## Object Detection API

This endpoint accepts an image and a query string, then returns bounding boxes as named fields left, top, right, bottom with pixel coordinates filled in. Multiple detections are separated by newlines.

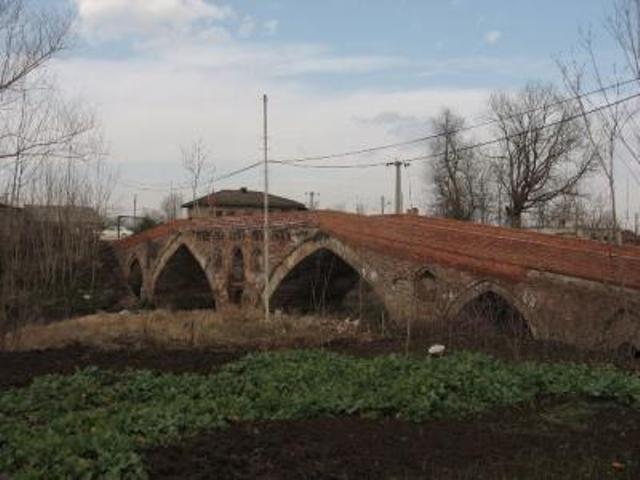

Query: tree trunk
left=507, top=209, right=522, bottom=229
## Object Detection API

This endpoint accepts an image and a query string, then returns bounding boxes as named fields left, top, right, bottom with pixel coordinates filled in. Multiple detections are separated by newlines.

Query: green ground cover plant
left=1, top=350, right=640, bottom=479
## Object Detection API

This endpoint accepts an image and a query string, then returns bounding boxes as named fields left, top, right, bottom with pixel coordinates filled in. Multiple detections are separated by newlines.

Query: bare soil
left=2, top=336, right=640, bottom=479
left=145, top=397, right=640, bottom=479
left=1, top=333, right=639, bottom=391
left=0, top=344, right=245, bottom=390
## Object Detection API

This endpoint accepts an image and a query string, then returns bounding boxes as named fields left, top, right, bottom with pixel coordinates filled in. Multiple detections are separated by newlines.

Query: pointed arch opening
left=415, top=268, right=437, bottom=301
left=270, top=248, right=388, bottom=324
left=602, top=309, right=640, bottom=355
left=227, top=247, right=245, bottom=305
left=128, top=259, right=143, bottom=298
left=154, top=245, right=216, bottom=310
left=454, top=290, right=531, bottom=339
left=251, top=248, right=263, bottom=272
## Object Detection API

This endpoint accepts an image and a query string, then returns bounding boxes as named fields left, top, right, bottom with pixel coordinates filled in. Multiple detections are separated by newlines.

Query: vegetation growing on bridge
left=1, top=350, right=640, bottom=478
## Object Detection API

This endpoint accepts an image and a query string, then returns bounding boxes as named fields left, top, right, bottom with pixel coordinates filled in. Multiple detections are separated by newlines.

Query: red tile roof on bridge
left=114, top=211, right=640, bottom=289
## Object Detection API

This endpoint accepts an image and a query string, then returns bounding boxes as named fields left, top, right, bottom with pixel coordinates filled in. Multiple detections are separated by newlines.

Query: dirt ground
left=1, top=333, right=639, bottom=391
left=2, top=336, right=640, bottom=479
left=0, top=345, right=246, bottom=390
left=145, top=397, right=640, bottom=479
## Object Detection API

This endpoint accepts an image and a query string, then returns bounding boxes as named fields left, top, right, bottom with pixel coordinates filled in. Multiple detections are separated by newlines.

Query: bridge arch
left=127, top=256, right=144, bottom=298
left=266, top=236, right=389, bottom=324
left=446, top=280, right=535, bottom=338
left=227, top=247, right=245, bottom=305
left=414, top=267, right=438, bottom=302
left=601, top=308, right=640, bottom=352
left=150, top=235, right=217, bottom=310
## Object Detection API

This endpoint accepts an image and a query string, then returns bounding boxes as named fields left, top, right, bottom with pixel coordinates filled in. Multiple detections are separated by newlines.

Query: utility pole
left=626, top=178, right=630, bottom=230
left=380, top=195, right=391, bottom=215
left=497, top=184, right=503, bottom=226
left=386, top=160, right=406, bottom=214
left=263, top=94, right=270, bottom=323
left=305, top=191, right=319, bottom=210
left=133, top=194, right=137, bottom=220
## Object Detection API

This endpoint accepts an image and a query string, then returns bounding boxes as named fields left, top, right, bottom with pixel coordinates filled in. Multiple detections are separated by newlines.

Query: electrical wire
left=120, top=162, right=219, bottom=191
left=213, top=160, right=263, bottom=182
left=274, top=76, right=640, bottom=165
left=274, top=90, right=640, bottom=170
left=117, top=78, right=640, bottom=193
left=120, top=161, right=261, bottom=193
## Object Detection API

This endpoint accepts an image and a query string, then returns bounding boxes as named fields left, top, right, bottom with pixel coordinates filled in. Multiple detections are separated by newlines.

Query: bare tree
left=0, top=1, right=123, bottom=346
left=488, top=83, right=594, bottom=228
left=160, top=191, right=184, bottom=222
left=558, top=1, right=640, bottom=244
left=1, top=84, right=98, bottom=206
left=1, top=153, right=117, bottom=348
left=560, top=63, right=633, bottom=243
left=610, top=0, right=640, bottom=81
left=428, top=108, right=491, bottom=221
left=474, top=165, right=495, bottom=224
left=0, top=0, right=72, bottom=97
left=0, top=1, right=94, bottom=208
left=531, top=189, right=586, bottom=231
left=581, top=194, right=620, bottom=235
left=181, top=138, right=211, bottom=213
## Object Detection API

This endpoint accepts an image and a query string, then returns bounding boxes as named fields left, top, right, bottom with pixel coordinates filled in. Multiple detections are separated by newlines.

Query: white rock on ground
left=428, top=344, right=446, bottom=356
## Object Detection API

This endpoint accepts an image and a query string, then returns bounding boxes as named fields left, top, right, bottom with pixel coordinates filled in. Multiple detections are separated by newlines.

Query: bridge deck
left=114, top=211, right=640, bottom=290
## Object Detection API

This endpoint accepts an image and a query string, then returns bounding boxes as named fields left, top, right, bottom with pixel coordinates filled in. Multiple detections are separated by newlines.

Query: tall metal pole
left=395, top=161, right=403, bottom=214
left=305, top=191, right=320, bottom=210
left=386, top=160, right=403, bottom=214
left=263, top=94, right=270, bottom=323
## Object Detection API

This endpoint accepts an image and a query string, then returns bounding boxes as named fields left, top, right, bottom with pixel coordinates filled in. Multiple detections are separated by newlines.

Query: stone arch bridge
left=113, top=211, right=640, bottom=350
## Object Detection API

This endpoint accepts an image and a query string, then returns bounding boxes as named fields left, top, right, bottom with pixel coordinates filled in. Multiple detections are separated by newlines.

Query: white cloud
left=272, top=52, right=407, bottom=76
left=76, top=0, right=234, bottom=40
left=238, top=16, right=256, bottom=38
left=484, top=30, right=503, bottom=46
left=123, top=35, right=408, bottom=78
left=64, top=0, right=506, bottom=213
left=354, top=112, right=427, bottom=139
left=264, top=19, right=279, bottom=36
left=419, top=56, right=553, bottom=80
left=51, top=52, right=490, bottom=213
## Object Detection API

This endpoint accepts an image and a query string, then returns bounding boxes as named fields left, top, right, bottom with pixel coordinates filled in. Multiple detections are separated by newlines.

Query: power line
left=214, top=160, right=263, bottom=182
left=117, top=78, right=640, bottom=194
left=119, top=181, right=192, bottom=193
left=274, top=90, right=640, bottom=171
left=274, top=76, right=640, bottom=165
left=271, top=160, right=386, bottom=170
left=119, top=161, right=262, bottom=193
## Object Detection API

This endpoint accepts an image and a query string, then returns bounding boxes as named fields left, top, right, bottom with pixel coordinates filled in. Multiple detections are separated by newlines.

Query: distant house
left=182, top=187, right=307, bottom=219
left=100, top=225, right=133, bottom=241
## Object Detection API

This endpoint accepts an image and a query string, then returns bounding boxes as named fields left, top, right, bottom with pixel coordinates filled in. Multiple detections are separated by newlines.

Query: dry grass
left=3, top=307, right=369, bottom=351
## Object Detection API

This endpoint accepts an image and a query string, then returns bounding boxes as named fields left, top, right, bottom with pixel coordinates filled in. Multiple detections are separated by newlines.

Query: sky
left=42, top=0, right=629, bottom=217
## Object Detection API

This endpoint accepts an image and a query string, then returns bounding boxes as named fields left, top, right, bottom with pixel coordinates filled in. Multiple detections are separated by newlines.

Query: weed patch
left=1, top=350, right=640, bottom=478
